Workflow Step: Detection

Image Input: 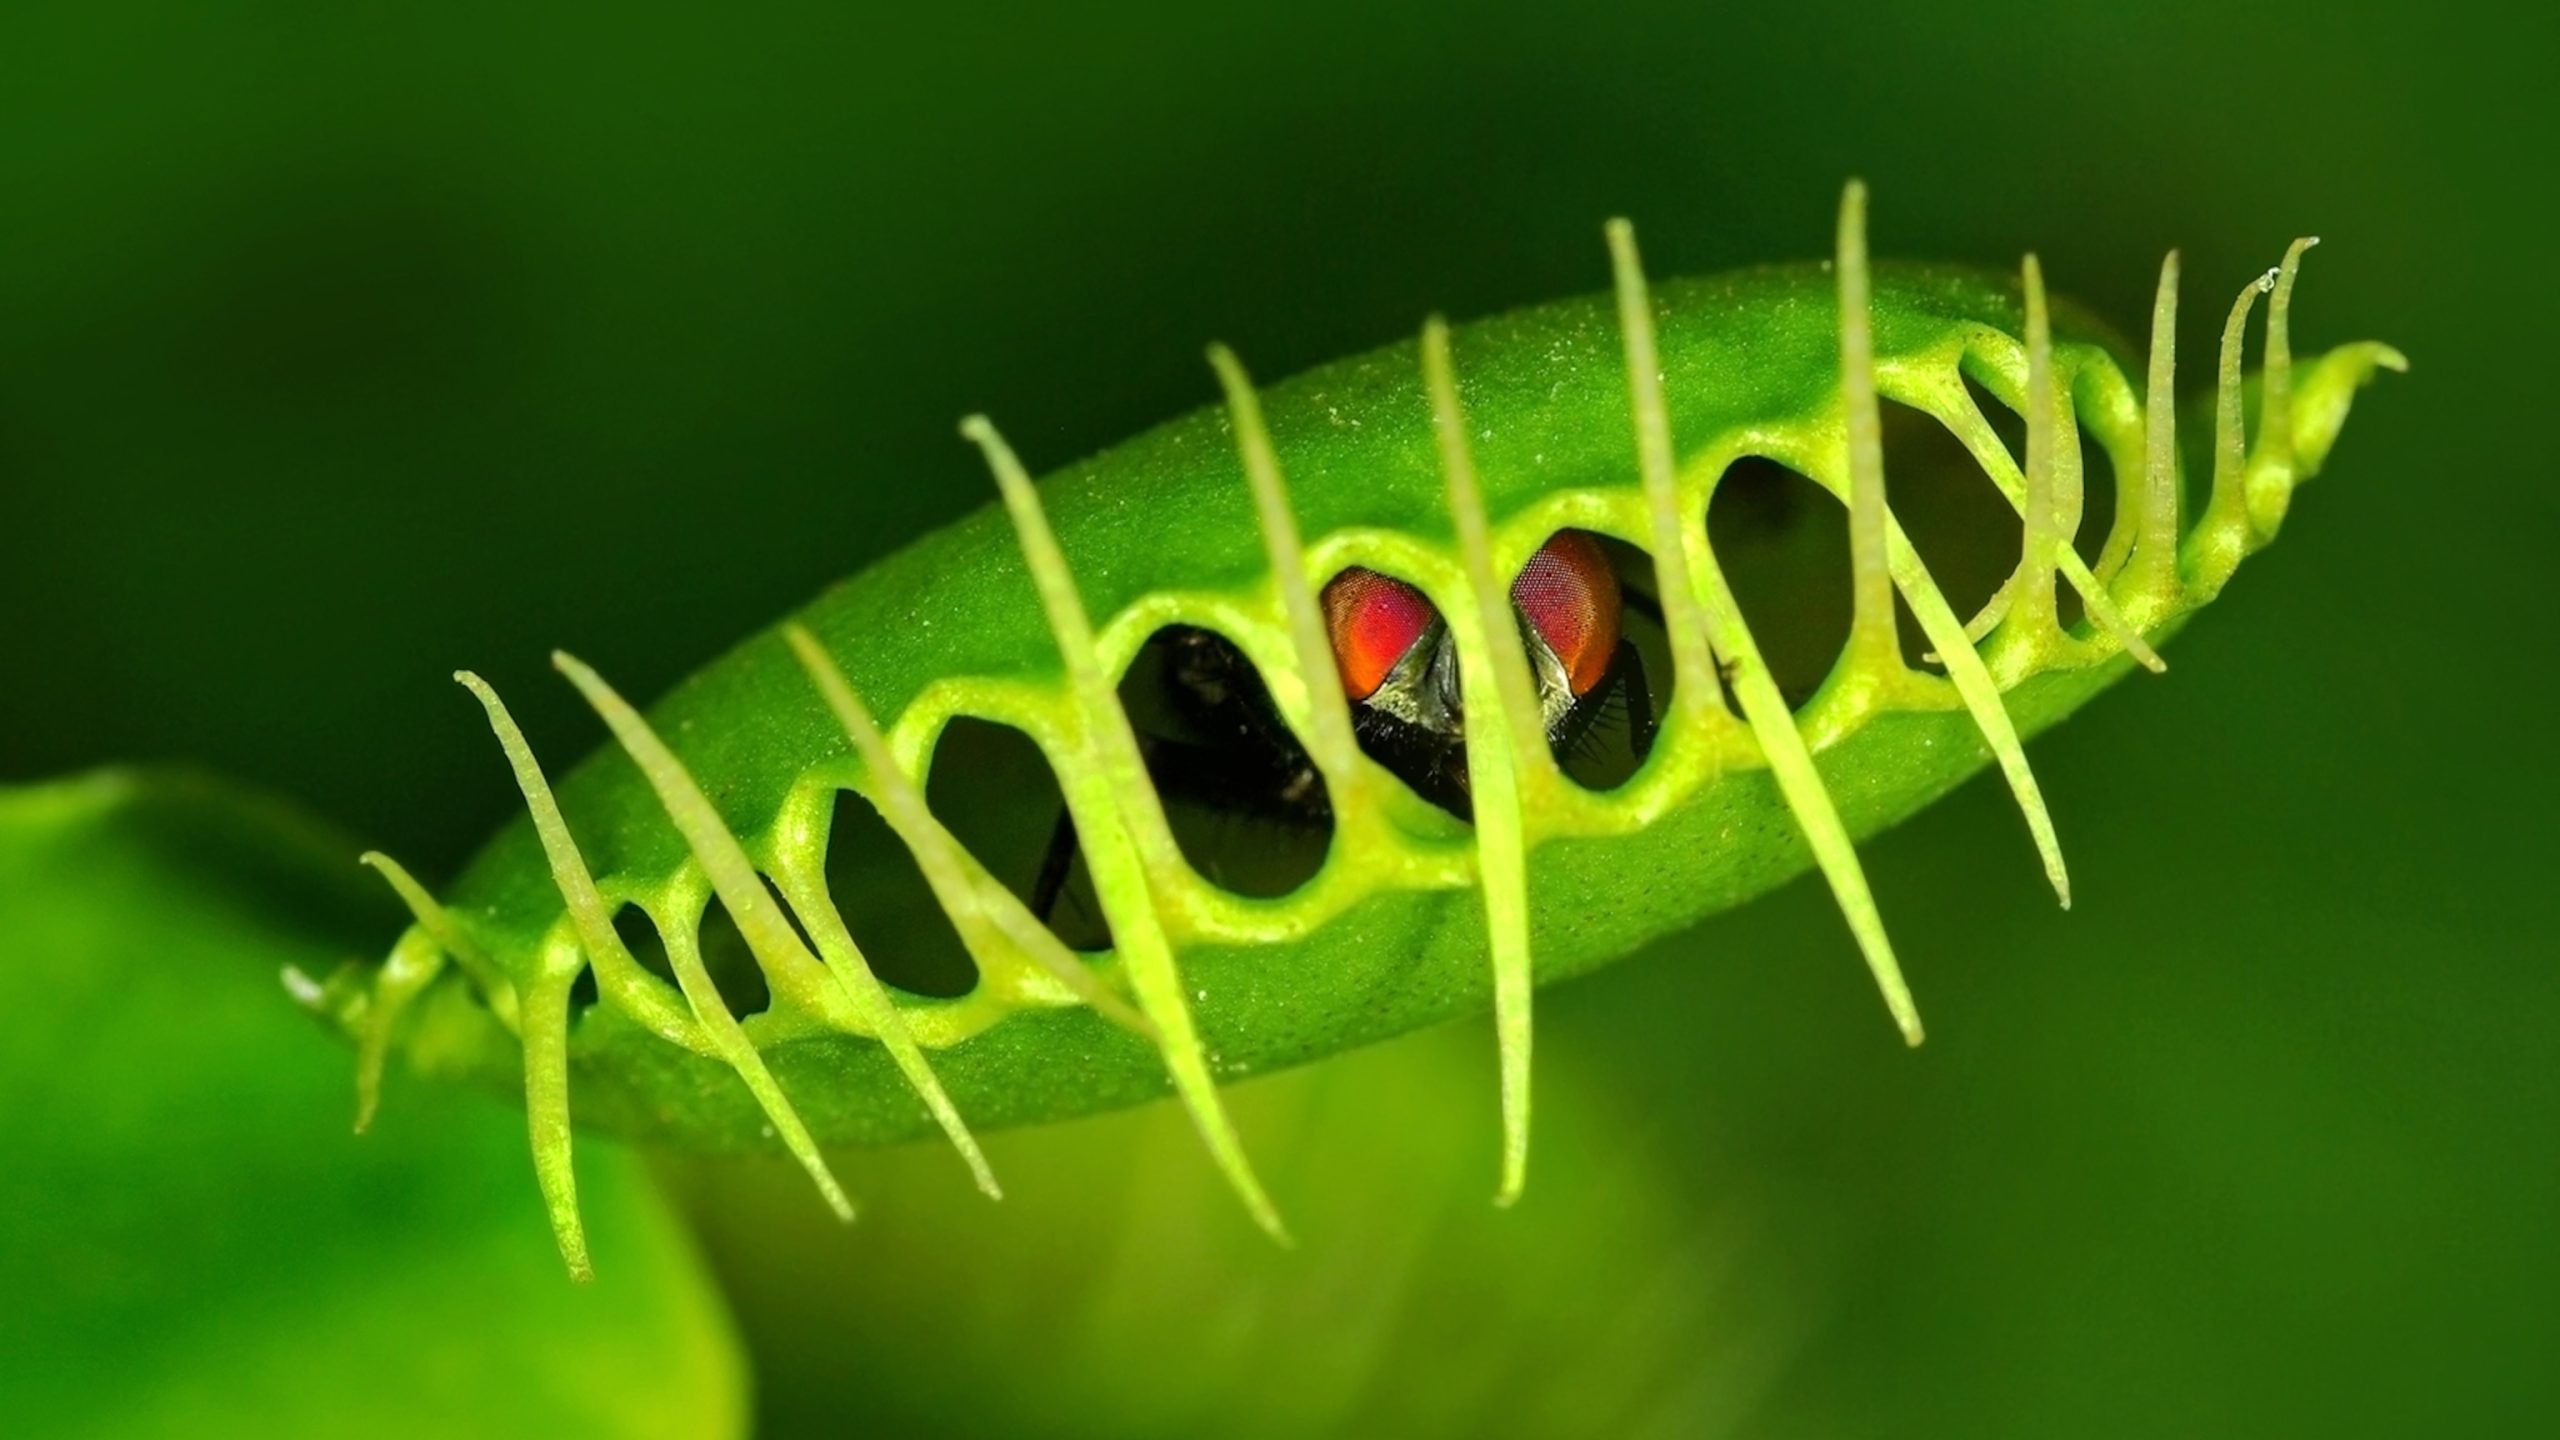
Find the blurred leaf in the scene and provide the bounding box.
[671,1019,1835,1440]
[0,770,747,1439]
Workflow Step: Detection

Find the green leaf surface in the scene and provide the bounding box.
[346,272,2395,1161]
[0,770,746,1439]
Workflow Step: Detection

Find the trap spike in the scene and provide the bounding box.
[2262,238,2316,476]
[1835,180,1902,677]
[455,671,705,1054]
[1939,356,2164,671]
[1962,579,2018,645]
[2057,554,2163,671]
[2065,545,2168,673]
[1990,255,2169,671]
[1699,558,1924,1042]
[1880,520,2072,908]
[1679,487,1925,1040]
[2216,272,2279,523]
[518,961,592,1281]
[979,876,1159,1035]
[1828,189,2066,907]
[2132,250,2184,608]
[2284,339,2408,479]
[1422,314,1543,1207]
[551,652,872,1223]
[1606,219,1729,740]
[2048,352,2090,583]
[767,864,1001,1201]
[349,925,444,1133]
[2192,268,2278,598]
[1938,376,2021,643]
[1834,183,2142,709]
[2247,237,2319,539]
[1208,345,1364,792]
[552,656,835,1003]
[464,667,847,1219]
[656,905,862,1222]
[1940,381,2020,635]
[2011,254,2065,646]
[1608,223,1920,1041]
[278,964,325,1010]
[966,414,1290,1244]
[359,850,507,1010]
[783,624,1155,1039]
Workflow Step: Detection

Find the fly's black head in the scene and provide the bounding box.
[1321,531,1643,819]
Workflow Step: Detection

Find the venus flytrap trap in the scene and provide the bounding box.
[295,183,2402,1276]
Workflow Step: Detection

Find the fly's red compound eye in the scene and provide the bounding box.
[1321,567,1437,702]
[1510,531,1620,696]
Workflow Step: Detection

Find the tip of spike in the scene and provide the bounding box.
[453,671,506,713]
[1206,344,1259,408]
[279,963,325,1010]
[548,650,615,699]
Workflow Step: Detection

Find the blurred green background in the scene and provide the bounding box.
[3,1,2550,1435]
